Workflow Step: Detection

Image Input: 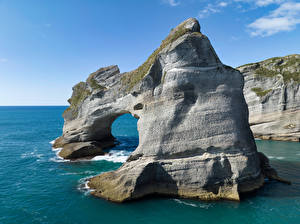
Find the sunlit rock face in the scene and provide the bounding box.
[238,54,300,142]
[55,18,267,202]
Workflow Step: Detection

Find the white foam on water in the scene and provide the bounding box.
[91,150,130,163]
[60,171,97,176]
[173,199,211,209]
[50,138,61,152]
[49,137,131,163]
[49,148,71,163]
[50,148,130,164]
[49,138,69,162]
[51,147,62,152]
[254,138,262,141]
[59,172,79,176]
[84,170,96,175]
[198,203,212,209]
[49,137,62,146]
[267,155,285,160]
[49,157,70,163]
[78,176,95,196]
[21,149,44,160]
[174,199,198,207]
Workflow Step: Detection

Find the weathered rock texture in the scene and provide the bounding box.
[54,18,275,202]
[238,55,300,142]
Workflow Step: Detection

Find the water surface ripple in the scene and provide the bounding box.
[0,106,299,224]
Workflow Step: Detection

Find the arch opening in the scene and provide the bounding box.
[104,113,139,161]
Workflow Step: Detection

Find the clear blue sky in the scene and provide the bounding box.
[0,0,299,105]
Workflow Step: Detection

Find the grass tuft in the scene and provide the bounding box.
[87,74,106,91]
[121,20,197,91]
[240,55,300,84]
[251,87,272,97]
[63,82,91,118]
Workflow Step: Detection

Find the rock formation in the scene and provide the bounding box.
[238,55,300,142]
[54,18,280,202]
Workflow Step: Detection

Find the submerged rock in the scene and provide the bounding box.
[54,18,282,202]
[258,152,291,185]
[238,55,300,142]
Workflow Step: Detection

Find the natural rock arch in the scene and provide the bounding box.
[54,18,288,202]
[56,106,141,159]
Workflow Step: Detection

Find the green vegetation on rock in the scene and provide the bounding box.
[63,71,108,118]
[161,71,167,83]
[121,20,197,91]
[63,82,91,118]
[237,57,281,69]
[240,54,300,84]
[254,67,278,78]
[282,71,300,83]
[87,74,106,91]
[254,67,300,83]
[251,87,272,97]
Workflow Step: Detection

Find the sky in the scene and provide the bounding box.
[0,0,299,105]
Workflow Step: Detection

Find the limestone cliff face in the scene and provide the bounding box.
[238,55,300,142]
[54,18,268,202]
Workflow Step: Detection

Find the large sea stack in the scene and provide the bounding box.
[54,18,280,202]
[238,55,300,142]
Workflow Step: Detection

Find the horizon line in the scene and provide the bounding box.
[0,105,69,107]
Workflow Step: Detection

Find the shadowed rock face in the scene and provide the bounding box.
[54,18,268,202]
[238,55,300,142]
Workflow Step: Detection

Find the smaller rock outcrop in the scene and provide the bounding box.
[54,65,123,160]
[238,54,300,142]
[58,142,106,160]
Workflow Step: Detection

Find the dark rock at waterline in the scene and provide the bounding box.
[58,141,113,160]
[258,152,291,185]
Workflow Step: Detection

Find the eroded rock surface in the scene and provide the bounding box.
[54,18,277,202]
[238,55,300,142]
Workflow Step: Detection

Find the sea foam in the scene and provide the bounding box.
[173,199,212,209]
[78,176,95,196]
[267,155,285,160]
[49,138,130,163]
[91,150,130,163]
[49,146,70,162]
[20,148,44,162]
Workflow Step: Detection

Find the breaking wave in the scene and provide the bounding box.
[173,199,212,209]
[91,150,130,163]
[78,176,95,196]
[49,138,131,163]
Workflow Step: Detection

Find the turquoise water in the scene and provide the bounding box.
[0,106,299,224]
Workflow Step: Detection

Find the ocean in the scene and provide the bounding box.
[0,106,299,224]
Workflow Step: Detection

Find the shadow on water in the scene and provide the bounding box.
[241,159,300,200]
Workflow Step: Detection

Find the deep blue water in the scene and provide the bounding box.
[0,106,299,224]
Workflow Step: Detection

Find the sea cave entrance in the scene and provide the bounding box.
[109,113,139,161]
